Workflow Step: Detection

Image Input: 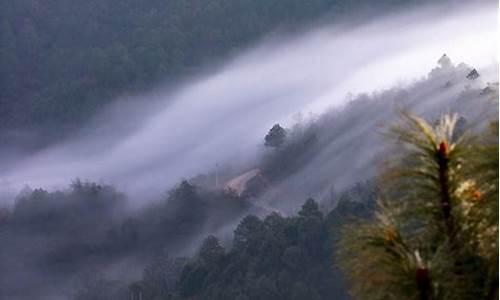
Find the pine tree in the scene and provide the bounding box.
[337,106,498,300]
[265,124,287,148]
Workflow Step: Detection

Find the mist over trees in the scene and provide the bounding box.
[122,90,497,300]
[0,0,432,149]
[254,59,496,211]
[0,0,497,299]
[0,59,496,299]
[0,180,256,299]
[69,182,379,300]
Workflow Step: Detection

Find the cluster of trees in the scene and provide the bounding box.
[0,180,254,299]
[0,45,497,298]
[1,101,497,299]
[262,121,319,181]
[0,176,380,300]
[177,199,340,300]
[255,58,494,210]
[0,0,431,148]
[120,86,497,300]
[72,181,378,300]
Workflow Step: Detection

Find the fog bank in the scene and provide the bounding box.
[0,2,497,204]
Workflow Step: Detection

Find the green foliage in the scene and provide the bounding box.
[137,253,186,300]
[198,235,225,265]
[337,107,499,299]
[262,121,318,180]
[0,0,427,148]
[0,179,253,299]
[12,180,123,236]
[176,198,349,300]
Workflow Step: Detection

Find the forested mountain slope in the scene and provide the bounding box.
[253,58,496,212]
[1,0,432,148]
[0,1,496,298]
[0,59,496,299]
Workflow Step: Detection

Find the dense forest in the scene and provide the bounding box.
[78,191,375,300]
[0,0,497,299]
[0,175,377,299]
[1,0,432,149]
[0,180,258,299]
[0,60,497,299]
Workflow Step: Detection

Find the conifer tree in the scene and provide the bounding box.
[337,104,498,300]
[265,124,287,148]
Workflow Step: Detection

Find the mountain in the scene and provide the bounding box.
[0,0,436,149]
[0,59,496,299]
[0,1,497,299]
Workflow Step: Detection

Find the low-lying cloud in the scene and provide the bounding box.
[0,1,497,205]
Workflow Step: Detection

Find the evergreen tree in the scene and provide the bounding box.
[198,235,225,265]
[265,124,287,148]
[337,108,498,300]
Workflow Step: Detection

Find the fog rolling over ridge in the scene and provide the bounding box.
[0,2,497,205]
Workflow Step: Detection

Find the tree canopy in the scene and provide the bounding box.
[0,0,432,148]
[265,124,287,148]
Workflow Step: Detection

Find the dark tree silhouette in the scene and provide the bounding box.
[265,124,287,148]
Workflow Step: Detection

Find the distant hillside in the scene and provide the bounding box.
[252,58,496,212]
[0,60,496,300]
[0,0,429,149]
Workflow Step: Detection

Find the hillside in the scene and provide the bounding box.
[0,60,496,299]
[1,0,431,149]
[0,1,497,299]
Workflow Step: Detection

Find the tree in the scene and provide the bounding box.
[174,198,349,300]
[140,252,186,300]
[265,124,287,148]
[337,109,498,300]
[437,53,452,69]
[198,235,225,265]
[297,199,327,257]
[233,215,264,250]
[165,180,206,238]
